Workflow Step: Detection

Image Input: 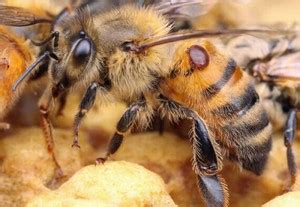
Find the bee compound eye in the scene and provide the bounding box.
[188,45,209,70]
[73,39,92,62]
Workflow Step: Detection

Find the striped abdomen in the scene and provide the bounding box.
[161,39,272,175]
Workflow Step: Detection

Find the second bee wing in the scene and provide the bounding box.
[80,0,218,18]
[151,0,218,18]
[255,52,300,81]
[0,5,52,26]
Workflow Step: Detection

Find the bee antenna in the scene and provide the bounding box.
[12,51,51,91]
[137,29,297,51]
[31,31,60,47]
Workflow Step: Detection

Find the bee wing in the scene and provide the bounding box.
[226,35,272,66]
[263,52,300,80]
[0,5,52,26]
[251,52,300,89]
[151,0,218,18]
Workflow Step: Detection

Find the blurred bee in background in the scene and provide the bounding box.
[0,1,71,185]
[0,0,60,130]
[193,0,255,30]
[0,0,296,206]
[0,26,33,130]
[149,0,254,32]
[226,31,300,189]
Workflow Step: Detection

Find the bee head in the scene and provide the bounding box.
[89,5,171,101]
[50,30,96,88]
[48,8,101,91]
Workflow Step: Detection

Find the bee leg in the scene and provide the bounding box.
[284,109,297,189]
[197,174,229,207]
[96,98,146,164]
[158,94,228,207]
[73,82,100,148]
[0,122,10,130]
[39,85,63,181]
[193,118,228,207]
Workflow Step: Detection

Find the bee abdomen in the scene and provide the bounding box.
[219,84,272,174]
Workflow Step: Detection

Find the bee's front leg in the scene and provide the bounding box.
[284,108,297,190]
[158,94,228,207]
[38,84,64,182]
[73,82,101,148]
[96,97,147,164]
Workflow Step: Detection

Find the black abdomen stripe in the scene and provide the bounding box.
[202,58,237,99]
[237,138,272,175]
[212,86,258,118]
[223,109,269,143]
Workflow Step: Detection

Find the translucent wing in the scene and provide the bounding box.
[150,0,218,18]
[254,52,300,82]
[78,0,147,14]
[145,0,254,19]
[0,5,51,26]
[226,35,271,67]
[80,0,217,18]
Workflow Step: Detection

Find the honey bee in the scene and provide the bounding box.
[0,1,72,181]
[0,26,33,130]
[226,32,300,189]
[0,1,295,206]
